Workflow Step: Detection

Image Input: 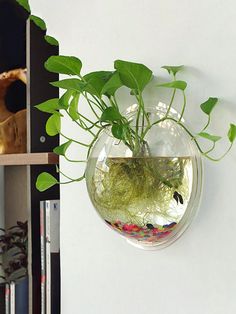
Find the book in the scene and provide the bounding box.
[40,202,46,314]
[10,281,15,314]
[40,200,60,314]
[0,284,6,314]
[45,201,51,314]
[5,283,10,314]
[15,277,29,314]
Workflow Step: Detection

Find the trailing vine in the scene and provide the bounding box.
[33,57,236,191]
[15,0,236,192]
[16,0,59,47]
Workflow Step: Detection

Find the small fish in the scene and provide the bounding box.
[146,223,155,229]
[173,191,184,205]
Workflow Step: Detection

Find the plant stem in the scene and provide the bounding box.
[113,95,119,109]
[134,105,141,155]
[166,74,177,117]
[148,117,233,161]
[59,175,85,185]
[166,88,176,117]
[202,143,233,161]
[60,133,90,147]
[178,91,187,122]
[80,117,101,130]
[202,115,211,132]
[132,91,152,155]
[64,155,87,163]
[65,110,96,137]
[83,92,101,119]
[86,128,104,159]
[139,93,150,127]
[109,97,118,110]
[67,107,101,129]
[204,142,216,154]
[92,94,107,110]
[57,167,85,182]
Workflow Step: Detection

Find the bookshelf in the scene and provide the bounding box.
[0,1,60,313]
[0,153,59,166]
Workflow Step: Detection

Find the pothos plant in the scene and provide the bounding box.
[15,0,236,192]
[34,56,236,192]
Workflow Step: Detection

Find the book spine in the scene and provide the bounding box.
[0,284,6,313]
[45,200,60,314]
[45,201,51,314]
[10,281,15,314]
[15,277,29,314]
[5,284,10,314]
[40,201,46,314]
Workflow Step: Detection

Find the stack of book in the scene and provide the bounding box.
[40,200,60,314]
[0,199,60,313]
[0,278,28,314]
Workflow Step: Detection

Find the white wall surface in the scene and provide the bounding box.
[30,1,236,313]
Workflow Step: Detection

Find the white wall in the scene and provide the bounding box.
[30,1,236,313]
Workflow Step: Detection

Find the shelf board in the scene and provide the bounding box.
[0,152,59,166]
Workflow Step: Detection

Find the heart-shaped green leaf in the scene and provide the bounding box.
[114,60,153,92]
[228,123,236,143]
[51,79,86,92]
[30,15,46,31]
[83,71,113,97]
[59,90,74,109]
[46,114,61,136]
[35,98,62,113]
[200,97,218,115]
[53,141,72,156]
[101,72,123,96]
[162,65,184,76]
[36,172,58,192]
[198,132,221,142]
[69,94,80,120]
[44,35,59,46]
[16,0,31,12]
[45,56,82,76]
[157,80,187,90]
[112,124,125,140]
[100,107,122,123]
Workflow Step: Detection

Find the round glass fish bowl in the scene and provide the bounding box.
[86,103,203,249]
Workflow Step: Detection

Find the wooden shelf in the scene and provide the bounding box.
[0,152,59,166]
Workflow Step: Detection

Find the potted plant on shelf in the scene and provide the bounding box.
[34,57,236,249]
[0,221,28,283]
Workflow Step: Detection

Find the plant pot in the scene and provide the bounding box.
[86,103,203,249]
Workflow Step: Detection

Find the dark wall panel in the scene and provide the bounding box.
[0,0,27,71]
[0,0,27,113]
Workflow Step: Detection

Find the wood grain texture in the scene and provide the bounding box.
[0,152,59,165]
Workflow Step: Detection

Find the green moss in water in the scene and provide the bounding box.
[86,157,193,227]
